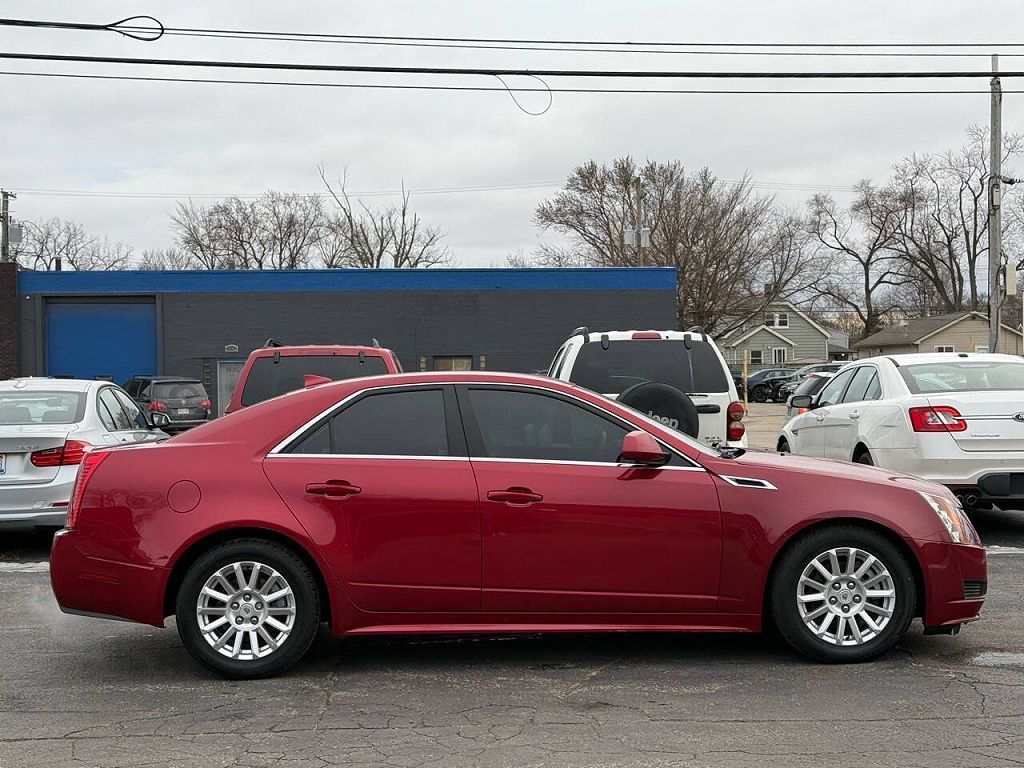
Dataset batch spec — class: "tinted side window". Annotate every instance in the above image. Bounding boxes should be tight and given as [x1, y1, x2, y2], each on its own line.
[842, 367, 878, 404]
[817, 369, 855, 407]
[242, 355, 390, 406]
[112, 389, 147, 428]
[98, 388, 133, 430]
[288, 389, 449, 456]
[467, 388, 629, 463]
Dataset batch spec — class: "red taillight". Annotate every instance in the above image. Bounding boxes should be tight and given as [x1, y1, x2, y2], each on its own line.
[67, 450, 109, 529]
[30, 439, 91, 467]
[909, 406, 966, 432]
[631, 331, 662, 339]
[726, 400, 746, 441]
[200, 399, 212, 410]
[149, 400, 167, 411]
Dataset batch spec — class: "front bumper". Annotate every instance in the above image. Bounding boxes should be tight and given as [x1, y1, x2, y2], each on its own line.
[50, 529, 168, 627]
[918, 540, 987, 630]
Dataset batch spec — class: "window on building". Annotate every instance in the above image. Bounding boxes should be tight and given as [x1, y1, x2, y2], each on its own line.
[772, 347, 788, 364]
[974, 345, 990, 353]
[434, 356, 473, 371]
[749, 350, 763, 365]
[935, 345, 955, 353]
[765, 312, 789, 328]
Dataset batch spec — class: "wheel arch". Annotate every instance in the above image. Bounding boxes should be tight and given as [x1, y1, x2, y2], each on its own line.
[852, 442, 872, 462]
[162, 526, 333, 627]
[761, 517, 925, 622]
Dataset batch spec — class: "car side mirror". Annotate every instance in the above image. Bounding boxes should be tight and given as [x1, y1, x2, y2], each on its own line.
[150, 411, 171, 429]
[620, 430, 669, 466]
[790, 395, 814, 409]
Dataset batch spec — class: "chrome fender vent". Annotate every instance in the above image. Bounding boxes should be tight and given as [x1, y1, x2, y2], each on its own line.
[720, 475, 777, 490]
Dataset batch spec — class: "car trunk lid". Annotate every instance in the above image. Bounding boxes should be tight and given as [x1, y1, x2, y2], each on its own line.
[929, 392, 1024, 452]
[0, 425, 77, 484]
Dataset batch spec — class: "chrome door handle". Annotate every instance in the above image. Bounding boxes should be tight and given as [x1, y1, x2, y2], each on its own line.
[849, 411, 861, 420]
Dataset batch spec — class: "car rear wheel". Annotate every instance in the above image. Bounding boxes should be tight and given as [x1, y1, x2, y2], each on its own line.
[770, 526, 915, 663]
[777, 438, 791, 453]
[176, 539, 320, 679]
[855, 450, 874, 466]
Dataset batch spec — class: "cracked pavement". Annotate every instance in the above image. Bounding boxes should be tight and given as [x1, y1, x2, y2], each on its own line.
[2, 513, 1023, 768]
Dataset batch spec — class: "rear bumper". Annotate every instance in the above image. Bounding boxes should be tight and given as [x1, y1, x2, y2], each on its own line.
[50, 528, 168, 627]
[0, 471, 75, 529]
[919, 540, 987, 629]
[870, 447, 1024, 488]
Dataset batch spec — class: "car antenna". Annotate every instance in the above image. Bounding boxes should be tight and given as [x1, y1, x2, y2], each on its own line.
[262, 338, 283, 348]
[371, 337, 381, 348]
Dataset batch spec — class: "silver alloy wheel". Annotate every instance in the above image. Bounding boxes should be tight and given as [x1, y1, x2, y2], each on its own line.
[196, 561, 296, 660]
[796, 547, 896, 647]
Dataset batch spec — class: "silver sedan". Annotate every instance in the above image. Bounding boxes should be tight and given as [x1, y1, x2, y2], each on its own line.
[0, 378, 169, 530]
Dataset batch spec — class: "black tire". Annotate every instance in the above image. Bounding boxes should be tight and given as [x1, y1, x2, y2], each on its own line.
[175, 539, 321, 679]
[618, 381, 700, 439]
[777, 438, 791, 453]
[750, 385, 769, 403]
[855, 450, 874, 466]
[769, 525, 915, 663]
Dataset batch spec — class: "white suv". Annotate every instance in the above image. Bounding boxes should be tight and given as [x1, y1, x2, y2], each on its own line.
[548, 328, 746, 448]
[778, 352, 1024, 511]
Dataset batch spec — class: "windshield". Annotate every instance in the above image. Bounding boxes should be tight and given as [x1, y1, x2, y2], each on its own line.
[241, 354, 390, 406]
[899, 361, 1024, 394]
[0, 391, 86, 425]
[613, 398, 718, 457]
[569, 340, 729, 395]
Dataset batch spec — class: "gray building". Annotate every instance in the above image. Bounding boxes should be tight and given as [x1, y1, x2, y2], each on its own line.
[5, 267, 677, 413]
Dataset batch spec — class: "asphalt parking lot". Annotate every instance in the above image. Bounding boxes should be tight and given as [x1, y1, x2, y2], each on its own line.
[2, 403, 1023, 768]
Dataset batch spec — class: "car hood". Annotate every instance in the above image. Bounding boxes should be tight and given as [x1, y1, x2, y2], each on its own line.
[705, 449, 946, 496]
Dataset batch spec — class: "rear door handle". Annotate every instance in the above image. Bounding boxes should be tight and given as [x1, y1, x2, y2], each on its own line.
[305, 480, 362, 498]
[487, 487, 543, 505]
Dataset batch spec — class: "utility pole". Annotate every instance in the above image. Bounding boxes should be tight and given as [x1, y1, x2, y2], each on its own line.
[989, 54, 1003, 353]
[635, 174, 645, 267]
[0, 189, 15, 263]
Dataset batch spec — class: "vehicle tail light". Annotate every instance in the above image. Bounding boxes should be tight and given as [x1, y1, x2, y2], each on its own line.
[67, 450, 109, 529]
[909, 406, 966, 432]
[30, 439, 91, 467]
[726, 400, 746, 441]
[200, 399, 212, 410]
[631, 331, 661, 339]
[149, 400, 167, 411]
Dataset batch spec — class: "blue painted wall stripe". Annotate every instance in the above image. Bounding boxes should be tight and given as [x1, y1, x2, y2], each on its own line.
[18, 267, 676, 295]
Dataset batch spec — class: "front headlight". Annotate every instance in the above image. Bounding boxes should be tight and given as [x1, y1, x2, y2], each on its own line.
[918, 491, 979, 545]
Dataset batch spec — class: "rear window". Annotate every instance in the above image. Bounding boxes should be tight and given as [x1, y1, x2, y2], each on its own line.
[793, 375, 830, 397]
[569, 340, 729, 395]
[153, 381, 207, 400]
[0, 391, 86, 425]
[241, 354, 390, 406]
[899, 361, 1024, 394]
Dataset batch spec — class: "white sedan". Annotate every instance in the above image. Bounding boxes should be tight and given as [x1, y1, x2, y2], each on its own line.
[777, 353, 1024, 510]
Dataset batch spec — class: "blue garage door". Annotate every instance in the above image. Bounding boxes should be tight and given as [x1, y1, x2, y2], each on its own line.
[46, 301, 157, 385]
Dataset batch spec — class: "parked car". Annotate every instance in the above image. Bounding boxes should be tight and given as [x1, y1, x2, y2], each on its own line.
[785, 372, 834, 419]
[548, 328, 745, 448]
[51, 371, 986, 678]
[0, 377, 168, 530]
[770, 363, 845, 403]
[124, 376, 212, 432]
[746, 367, 795, 402]
[778, 353, 1024, 511]
[224, 343, 403, 415]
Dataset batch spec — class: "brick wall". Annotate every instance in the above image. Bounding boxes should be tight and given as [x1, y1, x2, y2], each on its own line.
[0, 262, 18, 378]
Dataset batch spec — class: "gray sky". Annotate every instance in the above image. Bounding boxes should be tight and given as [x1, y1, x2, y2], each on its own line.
[3, 0, 1023, 267]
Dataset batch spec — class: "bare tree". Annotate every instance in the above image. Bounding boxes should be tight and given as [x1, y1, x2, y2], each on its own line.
[533, 157, 818, 331]
[13, 217, 131, 271]
[170, 193, 327, 269]
[319, 167, 453, 268]
[137, 247, 195, 270]
[807, 184, 903, 338]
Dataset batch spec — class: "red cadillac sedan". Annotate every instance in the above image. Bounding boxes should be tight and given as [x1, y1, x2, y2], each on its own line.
[50, 372, 987, 678]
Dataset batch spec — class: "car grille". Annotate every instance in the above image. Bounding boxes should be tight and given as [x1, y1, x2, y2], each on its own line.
[963, 580, 987, 599]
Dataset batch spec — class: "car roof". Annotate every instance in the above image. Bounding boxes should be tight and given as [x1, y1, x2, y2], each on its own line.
[883, 352, 1024, 366]
[567, 330, 711, 342]
[1, 377, 102, 392]
[247, 345, 393, 358]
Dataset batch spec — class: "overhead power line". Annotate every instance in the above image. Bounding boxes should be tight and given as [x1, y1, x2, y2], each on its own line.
[1, 51, 1022, 79]
[0, 69, 1013, 96]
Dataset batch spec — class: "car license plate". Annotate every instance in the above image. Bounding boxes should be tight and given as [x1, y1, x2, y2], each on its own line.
[177, 408, 190, 415]
[0, 454, 5, 475]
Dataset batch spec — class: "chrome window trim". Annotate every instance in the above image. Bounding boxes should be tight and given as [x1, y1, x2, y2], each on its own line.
[267, 380, 703, 470]
[268, 453, 468, 462]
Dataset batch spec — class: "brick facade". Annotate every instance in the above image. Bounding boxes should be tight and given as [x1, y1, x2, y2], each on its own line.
[0, 262, 18, 379]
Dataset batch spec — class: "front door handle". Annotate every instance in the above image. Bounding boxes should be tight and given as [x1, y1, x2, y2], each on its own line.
[487, 487, 543, 506]
[305, 480, 362, 498]
[848, 411, 861, 420]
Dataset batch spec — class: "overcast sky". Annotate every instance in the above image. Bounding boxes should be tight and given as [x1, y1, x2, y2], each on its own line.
[3, 0, 1023, 267]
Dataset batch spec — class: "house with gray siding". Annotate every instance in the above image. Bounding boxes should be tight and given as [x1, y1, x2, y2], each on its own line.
[717, 301, 832, 368]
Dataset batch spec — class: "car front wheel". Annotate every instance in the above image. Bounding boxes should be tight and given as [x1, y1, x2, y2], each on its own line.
[176, 539, 321, 679]
[770, 526, 915, 663]
[750, 386, 769, 403]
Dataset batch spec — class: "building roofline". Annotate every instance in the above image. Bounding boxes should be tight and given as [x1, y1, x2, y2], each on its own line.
[724, 324, 795, 347]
